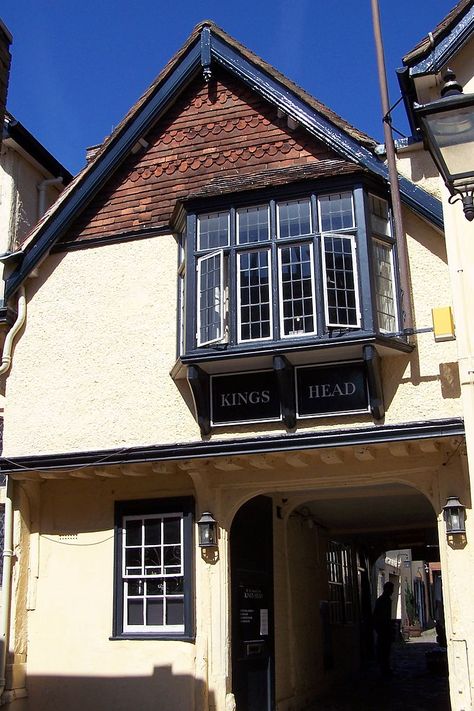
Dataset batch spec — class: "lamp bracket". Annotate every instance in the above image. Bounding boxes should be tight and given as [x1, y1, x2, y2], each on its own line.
[449, 189, 474, 222]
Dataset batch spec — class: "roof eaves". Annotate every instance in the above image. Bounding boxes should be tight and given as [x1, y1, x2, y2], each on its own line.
[403, 0, 474, 75]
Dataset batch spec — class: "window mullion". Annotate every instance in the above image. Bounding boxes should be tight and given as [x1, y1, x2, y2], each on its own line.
[269, 200, 279, 340]
[228, 208, 237, 346]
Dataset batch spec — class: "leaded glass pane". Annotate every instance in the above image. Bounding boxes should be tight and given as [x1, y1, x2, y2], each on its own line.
[237, 206, 269, 244]
[319, 192, 354, 231]
[238, 250, 271, 341]
[369, 194, 391, 237]
[323, 235, 359, 327]
[373, 240, 397, 332]
[198, 251, 223, 345]
[198, 212, 229, 250]
[279, 244, 315, 336]
[277, 199, 312, 238]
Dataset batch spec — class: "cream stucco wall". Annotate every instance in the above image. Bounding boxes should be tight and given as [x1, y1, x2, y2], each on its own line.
[2, 219, 461, 458]
[3, 235, 197, 456]
[11, 473, 198, 711]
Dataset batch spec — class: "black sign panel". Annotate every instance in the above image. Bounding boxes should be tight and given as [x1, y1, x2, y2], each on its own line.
[211, 370, 280, 425]
[238, 581, 267, 641]
[296, 361, 368, 417]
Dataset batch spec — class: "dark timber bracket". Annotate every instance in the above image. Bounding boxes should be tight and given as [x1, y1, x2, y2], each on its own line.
[363, 344, 384, 420]
[187, 365, 211, 436]
[274, 355, 296, 429]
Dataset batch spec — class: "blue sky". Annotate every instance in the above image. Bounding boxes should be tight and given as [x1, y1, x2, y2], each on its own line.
[2, 1, 455, 175]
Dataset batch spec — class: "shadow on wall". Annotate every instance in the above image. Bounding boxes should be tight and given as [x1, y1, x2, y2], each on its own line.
[3, 666, 214, 711]
[382, 353, 461, 413]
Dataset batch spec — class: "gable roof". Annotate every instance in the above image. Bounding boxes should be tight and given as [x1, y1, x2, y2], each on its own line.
[402, 0, 474, 75]
[5, 21, 443, 300]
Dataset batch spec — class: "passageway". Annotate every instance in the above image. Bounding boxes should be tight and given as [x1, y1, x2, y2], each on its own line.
[306, 629, 450, 710]
[276, 482, 450, 710]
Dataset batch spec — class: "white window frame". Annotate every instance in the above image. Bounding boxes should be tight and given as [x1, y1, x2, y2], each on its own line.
[122, 512, 185, 635]
[196, 250, 225, 347]
[277, 241, 317, 338]
[236, 247, 273, 343]
[321, 233, 361, 329]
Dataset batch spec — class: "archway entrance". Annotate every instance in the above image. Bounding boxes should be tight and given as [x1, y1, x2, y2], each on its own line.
[230, 483, 449, 710]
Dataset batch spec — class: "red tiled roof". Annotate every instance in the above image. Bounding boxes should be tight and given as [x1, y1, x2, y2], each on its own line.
[19, 21, 380, 253]
[182, 160, 367, 201]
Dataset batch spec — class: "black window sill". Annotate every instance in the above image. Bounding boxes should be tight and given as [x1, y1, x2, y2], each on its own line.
[176, 332, 412, 371]
[109, 634, 195, 642]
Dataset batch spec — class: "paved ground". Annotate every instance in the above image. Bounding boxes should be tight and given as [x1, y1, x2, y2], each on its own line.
[307, 630, 450, 711]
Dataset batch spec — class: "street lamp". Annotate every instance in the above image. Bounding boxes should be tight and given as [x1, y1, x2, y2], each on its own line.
[414, 70, 474, 221]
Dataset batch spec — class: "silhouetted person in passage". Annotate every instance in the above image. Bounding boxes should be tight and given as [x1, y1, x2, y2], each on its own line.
[373, 581, 394, 677]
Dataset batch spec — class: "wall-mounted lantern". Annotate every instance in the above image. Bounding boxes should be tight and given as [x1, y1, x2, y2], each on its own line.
[414, 70, 474, 221]
[197, 511, 218, 548]
[443, 496, 466, 535]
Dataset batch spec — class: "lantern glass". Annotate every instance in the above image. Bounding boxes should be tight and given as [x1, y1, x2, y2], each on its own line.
[422, 103, 474, 182]
[197, 512, 217, 548]
[443, 496, 466, 534]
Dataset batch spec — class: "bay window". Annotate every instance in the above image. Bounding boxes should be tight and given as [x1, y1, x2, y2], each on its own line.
[180, 186, 401, 358]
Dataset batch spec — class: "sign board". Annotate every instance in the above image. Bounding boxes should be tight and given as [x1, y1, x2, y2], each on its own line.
[211, 370, 281, 426]
[296, 361, 369, 418]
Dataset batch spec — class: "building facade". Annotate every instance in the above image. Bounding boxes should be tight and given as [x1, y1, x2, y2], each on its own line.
[0, 20, 470, 711]
[397, 3, 474, 709]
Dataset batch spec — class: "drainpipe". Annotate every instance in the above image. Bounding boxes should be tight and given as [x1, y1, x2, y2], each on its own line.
[0, 475, 14, 698]
[37, 177, 63, 220]
[0, 285, 27, 698]
[371, 0, 413, 332]
[0, 287, 26, 376]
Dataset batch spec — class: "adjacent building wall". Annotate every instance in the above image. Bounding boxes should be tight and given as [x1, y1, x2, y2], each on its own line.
[0, 140, 64, 254]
